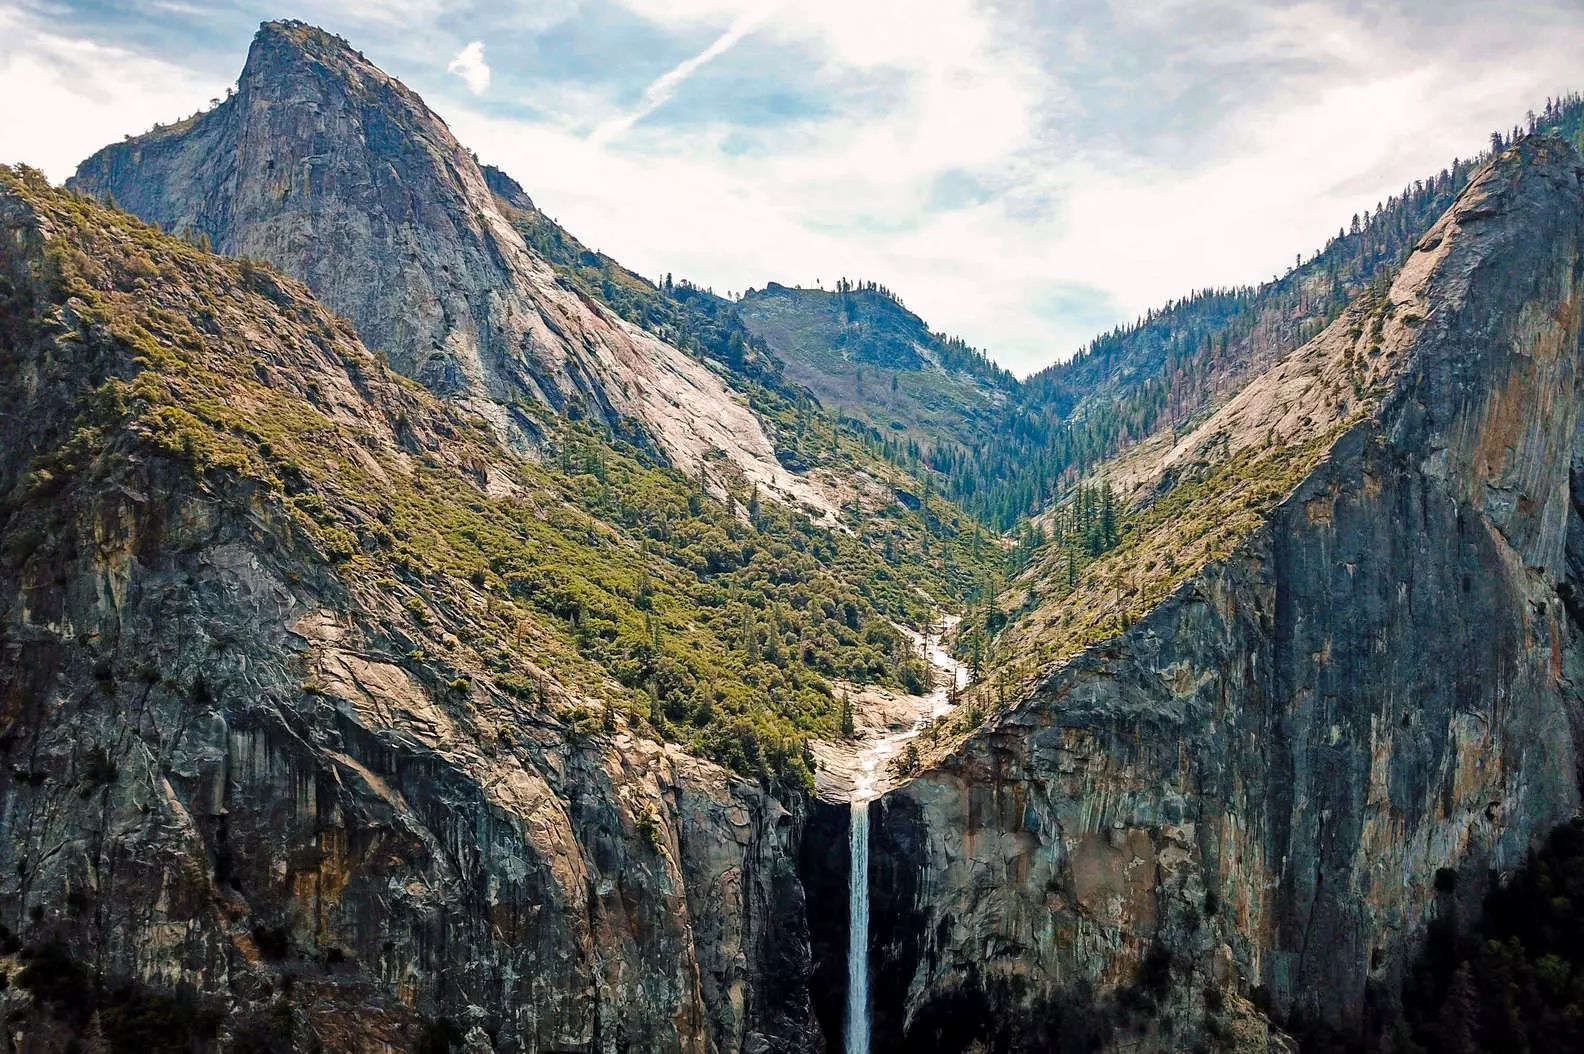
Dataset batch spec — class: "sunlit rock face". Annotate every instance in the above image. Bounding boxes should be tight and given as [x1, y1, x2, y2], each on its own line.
[869, 137, 1584, 1051]
[69, 21, 830, 514]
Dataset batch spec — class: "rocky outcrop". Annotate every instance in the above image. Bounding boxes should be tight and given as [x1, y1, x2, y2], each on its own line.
[868, 137, 1584, 1050]
[66, 21, 831, 515]
[0, 169, 818, 1053]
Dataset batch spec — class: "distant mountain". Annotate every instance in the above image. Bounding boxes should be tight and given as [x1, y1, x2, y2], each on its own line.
[736, 281, 1016, 452]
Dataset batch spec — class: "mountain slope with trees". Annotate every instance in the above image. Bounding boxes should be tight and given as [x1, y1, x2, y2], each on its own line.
[0, 162, 1001, 1050]
[917, 94, 1584, 530]
[735, 281, 1016, 453]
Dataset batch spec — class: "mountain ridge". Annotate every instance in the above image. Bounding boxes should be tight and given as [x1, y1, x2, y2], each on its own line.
[68, 20, 836, 517]
[735, 280, 1016, 454]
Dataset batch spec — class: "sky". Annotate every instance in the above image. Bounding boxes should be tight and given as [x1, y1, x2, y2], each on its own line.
[1, 1, 1582, 376]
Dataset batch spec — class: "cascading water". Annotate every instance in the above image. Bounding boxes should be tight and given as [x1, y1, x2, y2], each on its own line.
[836, 616, 969, 1054]
[845, 798, 871, 1054]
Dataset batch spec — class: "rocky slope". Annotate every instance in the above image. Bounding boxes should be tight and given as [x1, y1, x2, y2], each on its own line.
[0, 167, 821, 1053]
[866, 136, 1584, 1050]
[67, 21, 828, 514]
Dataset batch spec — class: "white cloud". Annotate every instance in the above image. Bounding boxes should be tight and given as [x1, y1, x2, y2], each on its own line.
[591, 2, 779, 146]
[0, 5, 225, 185]
[447, 40, 490, 96]
[508, 0, 1584, 373]
[7, 1, 1584, 376]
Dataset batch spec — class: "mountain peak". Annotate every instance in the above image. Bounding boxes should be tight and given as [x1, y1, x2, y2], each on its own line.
[242, 19, 416, 98]
[67, 22, 836, 514]
[248, 19, 365, 73]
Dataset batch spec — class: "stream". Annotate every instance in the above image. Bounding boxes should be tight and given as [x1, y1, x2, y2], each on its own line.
[841, 614, 968, 1054]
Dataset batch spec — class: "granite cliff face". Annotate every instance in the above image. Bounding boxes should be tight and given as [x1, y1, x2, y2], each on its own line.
[67, 22, 828, 514]
[12, 17, 1584, 1053]
[0, 169, 818, 1053]
[866, 137, 1584, 1050]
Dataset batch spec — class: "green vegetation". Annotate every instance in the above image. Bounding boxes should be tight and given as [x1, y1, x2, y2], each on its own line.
[0, 165, 998, 788]
[1394, 819, 1584, 1053]
[1278, 819, 1584, 1053]
[734, 280, 1015, 453]
[913, 95, 1584, 532]
[482, 166, 991, 490]
[942, 426, 1347, 752]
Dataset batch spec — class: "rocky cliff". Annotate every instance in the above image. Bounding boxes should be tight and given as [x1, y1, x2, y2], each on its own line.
[867, 136, 1584, 1050]
[66, 21, 828, 515]
[0, 167, 818, 1053]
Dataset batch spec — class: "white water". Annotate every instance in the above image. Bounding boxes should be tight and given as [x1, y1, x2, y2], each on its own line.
[845, 798, 871, 1054]
[844, 615, 969, 1054]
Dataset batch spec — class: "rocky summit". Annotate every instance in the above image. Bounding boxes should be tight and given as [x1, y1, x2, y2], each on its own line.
[69, 22, 825, 514]
[6, 15, 1584, 1054]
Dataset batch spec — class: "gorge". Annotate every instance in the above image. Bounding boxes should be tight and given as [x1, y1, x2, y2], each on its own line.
[820, 618, 968, 1054]
[3, 16, 1584, 1054]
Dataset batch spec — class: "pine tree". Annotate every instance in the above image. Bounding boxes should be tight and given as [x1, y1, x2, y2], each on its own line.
[1100, 482, 1117, 548]
[647, 679, 664, 731]
[743, 606, 759, 663]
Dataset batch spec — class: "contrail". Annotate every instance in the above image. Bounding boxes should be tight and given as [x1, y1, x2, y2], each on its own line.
[590, 2, 780, 146]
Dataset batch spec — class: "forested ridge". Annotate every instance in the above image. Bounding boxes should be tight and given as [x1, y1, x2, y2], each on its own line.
[920, 94, 1584, 530]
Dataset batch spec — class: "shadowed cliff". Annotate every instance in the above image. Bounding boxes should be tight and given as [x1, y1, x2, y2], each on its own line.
[870, 135, 1584, 1052]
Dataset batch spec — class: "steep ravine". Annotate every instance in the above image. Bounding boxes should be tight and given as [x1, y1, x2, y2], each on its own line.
[801, 618, 969, 1052]
[862, 136, 1584, 1051]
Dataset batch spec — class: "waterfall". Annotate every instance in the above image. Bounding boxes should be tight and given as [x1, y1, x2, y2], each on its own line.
[835, 613, 967, 1054]
[846, 798, 870, 1054]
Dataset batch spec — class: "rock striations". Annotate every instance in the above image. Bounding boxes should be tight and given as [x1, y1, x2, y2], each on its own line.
[866, 137, 1584, 1049]
[7, 14, 1584, 1054]
[68, 21, 827, 513]
[0, 167, 817, 1053]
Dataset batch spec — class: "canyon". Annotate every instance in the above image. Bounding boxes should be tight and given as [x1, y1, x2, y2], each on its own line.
[2, 17, 1584, 1054]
